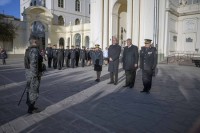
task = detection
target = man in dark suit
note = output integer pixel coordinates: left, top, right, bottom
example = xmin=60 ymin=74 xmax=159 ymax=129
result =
xmin=52 ymin=45 xmax=58 ymax=69
xmin=64 ymin=46 xmax=70 ymax=67
xmin=45 ymin=44 xmax=53 ymax=68
xmin=80 ymin=46 xmax=87 ymax=67
xmin=57 ymin=45 xmax=64 ymax=70
xmin=108 ymin=36 xmax=121 ymax=85
xmin=140 ymin=39 xmax=157 ymax=94
xmin=70 ymin=46 xmax=76 ymax=68
xmin=122 ymin=39 xmax=139 ymax=88
xmin=75 ymin=45 xmax=80 ymax=67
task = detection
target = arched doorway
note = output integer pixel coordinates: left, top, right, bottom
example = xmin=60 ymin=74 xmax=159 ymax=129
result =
xmin=85 ymin=36 xmax=90 ymax=48
xmin=31 ymin=21 xmax=45 ymax=50
xmin=59 ymin=38 xmax=64 ymax=47
xmin=74 ymin=33 xmax=81 ymax=47
xmin=112 ymin=0 xmax=127 ymax=46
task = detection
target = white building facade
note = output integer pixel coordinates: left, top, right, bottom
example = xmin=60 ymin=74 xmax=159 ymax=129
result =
xmin=20 ymin=0 xmax=90 ymax=25
xmin=90 ymin=0 xmax=200 ymax=60
xmin=1 ymin=0 xmax=199 ymax=61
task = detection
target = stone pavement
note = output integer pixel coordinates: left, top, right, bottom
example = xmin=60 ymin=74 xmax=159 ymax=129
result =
xmin=0 ymin=58 xmax=200 ymax=133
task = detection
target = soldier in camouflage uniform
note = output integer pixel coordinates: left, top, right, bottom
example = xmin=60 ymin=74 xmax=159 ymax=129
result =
xmin=24 ymin=35 xmax=43 ymax=114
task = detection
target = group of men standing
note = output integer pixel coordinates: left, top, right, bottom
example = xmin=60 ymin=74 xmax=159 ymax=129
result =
xmin=45 ymin=44 xmax=94 ymax=70
xmin=107 ymin=36 xmax=157 ymax=94
xmin=24 ymin=34 xmax=157 ymax=114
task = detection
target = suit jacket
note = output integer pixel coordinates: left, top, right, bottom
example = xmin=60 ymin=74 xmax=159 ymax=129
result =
xmin=140 ymin=46 xmax=157 ymax=70
xmin=108 ymin=44 xmax=121 ymax=73
xmin=122 ymin=45 xmax=139 ymax=70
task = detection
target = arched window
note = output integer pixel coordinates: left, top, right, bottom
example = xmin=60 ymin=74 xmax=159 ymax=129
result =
xmin=34 ymin=0 xmax=36 ymax=6
xmin=75 ymin=0 xmax=80 ymax=12
xmin=58 ymin=16 xmax=64 ymax=25
xmin=74 ymin=33 xmax=81 ymax=47
xmin=59 ymin=38 xmax=65 ymax=46
xmin=30 ymin=2 xmax=33 ymax=6
xmin=58 ymin=0 xmax=64 ymax=8
xmin=75 ymin=18 xmax=80 ymax=25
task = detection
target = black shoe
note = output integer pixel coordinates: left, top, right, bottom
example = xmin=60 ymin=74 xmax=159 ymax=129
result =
xmin=27 ymin=107 xmax=40 ymax=114
xmin=107 ymin=82 xmax=114 ymax=84
xmin=129 ymin=85 xmax=133 ymax=88
xmin=140 ymin=90 xmax=147 ymax=93
xmin=123 ymin=85 xmax=129 ymax=87
xmin=95 ymin=79 xmax=100 ymax=82
xmin=146 ymin=91 xmax=150 ymax=94
xmin=114 ymin=82 xmax=117 ymax=85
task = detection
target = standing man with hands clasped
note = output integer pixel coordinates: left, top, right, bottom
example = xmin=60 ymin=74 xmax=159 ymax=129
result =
xmin=122 ymin=38 xmax=139 ymax=89
xmin=140 ymin=39 xmax=157 ymax=94
xmin=108 ymin=36 xmax=121 ymax=85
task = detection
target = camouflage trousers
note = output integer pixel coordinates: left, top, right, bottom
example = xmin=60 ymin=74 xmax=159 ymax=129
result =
xmin=25 ymin=70 xmax=41 ymax=106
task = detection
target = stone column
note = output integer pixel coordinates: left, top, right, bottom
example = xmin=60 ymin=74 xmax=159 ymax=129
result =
xmin=132 ymin=0 xmax=140 ymax=47
xmin=90 ymin=0 xmax=103 ymax=47
xmin=46 ymin=24 xmax=51 ymax=45
xmin=103 ymin=0 xmax=109 ymax=50
xmin=126 ymin=0 xmax=133 ymax=39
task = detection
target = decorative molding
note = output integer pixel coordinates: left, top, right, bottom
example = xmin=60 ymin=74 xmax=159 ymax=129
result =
xmin=182 ymin=18 xmax=198 ymax=33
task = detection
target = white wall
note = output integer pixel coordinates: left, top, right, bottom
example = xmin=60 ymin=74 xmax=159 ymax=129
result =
xmin=178 ymin=14 xmax=200 ymax=52
xmin=21 ymin=0 xmax=90 ymax=24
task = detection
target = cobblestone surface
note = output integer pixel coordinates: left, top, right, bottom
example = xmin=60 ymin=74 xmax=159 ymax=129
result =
xmin=0 ymin=59 xmax=200 ymax=133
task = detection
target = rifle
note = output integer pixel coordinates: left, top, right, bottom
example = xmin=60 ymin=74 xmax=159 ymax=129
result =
xmin=18 ymin=82 xmax=28 ymax=106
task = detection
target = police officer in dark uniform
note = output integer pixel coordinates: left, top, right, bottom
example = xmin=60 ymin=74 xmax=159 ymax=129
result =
xmin=92 ymin=44 xmax=103 ymax=82
xmin=52 ymin=45 xmax=58 ymax=69
xmin=108 ymin=36 xmax=121 ymax=85
xmin=80 ymin=46 xmax=87 ymax=67
xmin=24 ymin=34 xmax=43 ymax=114
xmin=45 ymin=44 xmax=53 ymax=68
xmin=75 ymin=45 xmax=80 ymax=67
xmin=140 ymin=39 xmax=157 ymax=94
xmin=64 ymin=46 xmax=70 ymax=67
xmin=57 ymin=45 xmax=64 ymax=70
xmin=122 ymin=39 xmax=139 ymax=88
xmin=70 ymin=46 xmax=76 ymax=68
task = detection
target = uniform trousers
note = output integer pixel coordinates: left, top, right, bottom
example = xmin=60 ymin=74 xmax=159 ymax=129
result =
xmin=142 ymin=69 xmax=153 ymax=92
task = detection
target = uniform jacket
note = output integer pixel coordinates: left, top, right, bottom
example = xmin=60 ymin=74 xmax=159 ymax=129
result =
xmin=92 ymin=50 xmax=103 ymax=66
xmin=28 ymin=45 xmax=43 ymax=77
xmin=57 ymin=48 xmax=64 ymax=61
xmin=46 ymin=47 xmax=53 ymax=58
xmin=140 ymin=46 xmax=157 ymax=70
xmin=80 ymin=49 xmax=87 ymax=60
xmin=64 ymin=49 xmax=70 ymax=58
xmin=108 ymin=44 xmax=121 ymax=73
xmin=122 ymin=45 xmax=139 ymax=70
xmin=70 ymin=49 xmax=76 ymax=59
xmin=52 ymin=49 xmax=58 ymax=59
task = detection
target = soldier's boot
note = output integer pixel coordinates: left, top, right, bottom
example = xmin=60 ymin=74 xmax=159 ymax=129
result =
xmin=28 ymin=103 xmax=40 ymax=114
xmin=27 ymin=104 xmax=34 ymax=114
